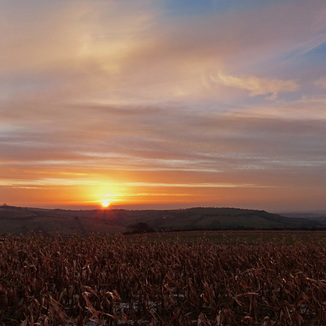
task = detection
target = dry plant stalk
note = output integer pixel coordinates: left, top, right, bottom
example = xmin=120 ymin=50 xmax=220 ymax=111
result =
xmin=0 ymin=233 xmax=325 ymax=325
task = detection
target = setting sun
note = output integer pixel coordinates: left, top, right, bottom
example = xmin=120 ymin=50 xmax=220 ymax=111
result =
xmin=1 ymin=0 xmax=326 ymax=213
xmin=100 ymin=199 xmax=110 ymax=208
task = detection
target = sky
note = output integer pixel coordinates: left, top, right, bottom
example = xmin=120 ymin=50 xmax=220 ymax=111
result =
xmin=1 ymin=0 xmax=326 ymax=211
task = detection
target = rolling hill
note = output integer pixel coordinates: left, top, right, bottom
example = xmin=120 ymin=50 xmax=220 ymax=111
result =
xmin=0 ymin=205 xmax=324 ymax=235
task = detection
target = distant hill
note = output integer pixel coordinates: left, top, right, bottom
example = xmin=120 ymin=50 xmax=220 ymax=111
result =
xmin=281 ymin=211 xmax=326 ymax=219
xmin=122 ymin=207 xmax=325 ymax=232
xmin=0 ymin=205 xmax=324 ymax=235
xmin=0 ymin=205 xmax=126 ymax=235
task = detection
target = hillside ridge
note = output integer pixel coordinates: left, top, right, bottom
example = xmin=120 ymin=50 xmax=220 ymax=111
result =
xmin=0 ymin=205 xmax=324 ymax=234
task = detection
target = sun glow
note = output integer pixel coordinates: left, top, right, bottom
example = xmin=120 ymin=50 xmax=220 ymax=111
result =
xmin=100 ymin=199 xmax=111 ymax=208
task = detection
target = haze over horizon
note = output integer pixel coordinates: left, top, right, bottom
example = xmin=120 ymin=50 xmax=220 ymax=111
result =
xmin=1 ymin=0 xmax=326 ymax=211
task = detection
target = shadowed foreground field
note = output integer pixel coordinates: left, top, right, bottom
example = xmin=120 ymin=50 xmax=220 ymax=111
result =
xmin=0 ymin=231 xmax=325 ymax=325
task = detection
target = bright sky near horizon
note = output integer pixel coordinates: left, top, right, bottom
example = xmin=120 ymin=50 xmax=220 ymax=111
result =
xmin=1 ymin=0 xmax=326 ymax=211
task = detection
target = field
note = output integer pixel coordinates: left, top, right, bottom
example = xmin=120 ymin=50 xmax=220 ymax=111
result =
xmin=0 ymin=231 xmax=326 ymax=325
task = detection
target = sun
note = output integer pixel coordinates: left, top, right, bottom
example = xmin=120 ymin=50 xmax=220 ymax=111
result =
xmin=100 ymin=199 xmax=111 ymax=208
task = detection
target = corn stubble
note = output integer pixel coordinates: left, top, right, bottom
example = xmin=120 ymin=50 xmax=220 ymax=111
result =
xmin=0 ymin=234 xmax=325 ymax=325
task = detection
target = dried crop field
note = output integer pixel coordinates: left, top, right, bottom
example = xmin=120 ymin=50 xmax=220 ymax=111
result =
xmin=0 ymin=231 xmax=326 ymax=325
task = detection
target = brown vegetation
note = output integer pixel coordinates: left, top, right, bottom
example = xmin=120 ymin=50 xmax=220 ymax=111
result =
xmin=0 ymin=232 xmax=325 ymax=325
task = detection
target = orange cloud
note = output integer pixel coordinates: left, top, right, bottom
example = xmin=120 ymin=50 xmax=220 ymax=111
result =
xmin=217 ymin=72 xmax=299 ymax=98
xmin=1 ymin=0 xmax=326 ymax=210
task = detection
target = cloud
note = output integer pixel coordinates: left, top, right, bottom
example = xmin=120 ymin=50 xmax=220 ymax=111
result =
xmin=1 ymin=0 xmax=325 ymax=108
xmin=2 ymin=0 xmax=324 ymax=106
xmin=315 ymin=77 xmax=326 ymax=89
xmin=217 ymin=72 xmax=299 ymax=98
xmin=1 ymin=0 xmax=326 ymax=210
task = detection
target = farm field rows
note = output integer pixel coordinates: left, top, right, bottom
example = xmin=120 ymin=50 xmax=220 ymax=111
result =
xmin=0 ymin=231 xmax=325 ymax=325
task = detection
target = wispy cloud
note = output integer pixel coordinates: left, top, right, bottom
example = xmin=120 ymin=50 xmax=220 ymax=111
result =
xmin=217 ymin=72 xmax=299 ymax=98
xmin=315 ymin=77 xmax=326 ymax=89
xmin=1 ymin=0 xmax=326 ymax=210
xmin=123 ymin=182 xmax=268 ymax=189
